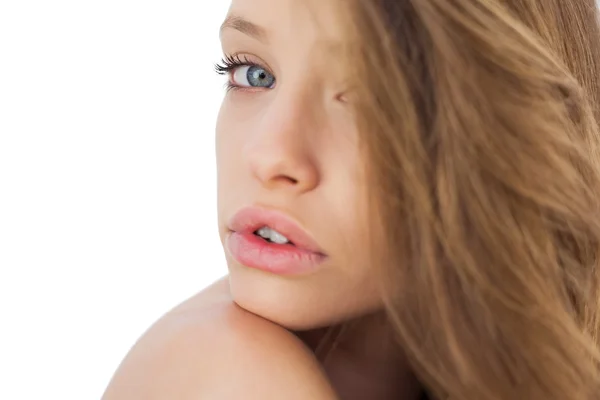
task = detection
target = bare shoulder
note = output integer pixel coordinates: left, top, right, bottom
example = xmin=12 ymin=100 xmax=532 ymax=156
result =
xmin=102 ymin=277 xmax=337 ymax=400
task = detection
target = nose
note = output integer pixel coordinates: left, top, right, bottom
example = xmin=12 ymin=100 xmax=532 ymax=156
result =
xmin=244 ymin=94 xmax=321 ymax=195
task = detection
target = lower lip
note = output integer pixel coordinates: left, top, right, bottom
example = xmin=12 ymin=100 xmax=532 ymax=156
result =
xmin=226 ymin=231 xmax=326 ymax=275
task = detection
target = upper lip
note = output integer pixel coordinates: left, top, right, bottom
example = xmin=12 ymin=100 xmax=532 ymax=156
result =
xmin=228 ymin=206 xmax=325 ymax=254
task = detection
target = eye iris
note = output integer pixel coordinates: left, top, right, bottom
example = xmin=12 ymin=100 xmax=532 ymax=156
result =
xmin=247 ymin=66 xmax=275 ymax=88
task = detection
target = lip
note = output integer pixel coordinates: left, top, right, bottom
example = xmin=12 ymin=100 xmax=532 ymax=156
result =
xmin=226 ymin=206 xmax=327 ymax=275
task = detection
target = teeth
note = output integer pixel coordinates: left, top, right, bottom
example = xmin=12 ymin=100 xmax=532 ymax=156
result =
xmin=256 ymin=227 xmax=290 ymax=244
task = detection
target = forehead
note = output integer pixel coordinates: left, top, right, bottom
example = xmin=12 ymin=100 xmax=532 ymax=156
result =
xmin=224 ymin=0 xmax=345 ymax=51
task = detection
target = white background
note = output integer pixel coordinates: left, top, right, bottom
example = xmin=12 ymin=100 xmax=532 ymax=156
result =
xmin=0 ymin=1 xmax=231 ymax=398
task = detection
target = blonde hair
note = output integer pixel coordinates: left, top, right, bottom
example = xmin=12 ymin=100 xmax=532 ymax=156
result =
xmin=335 ymin=0 xmax=600 ymax=398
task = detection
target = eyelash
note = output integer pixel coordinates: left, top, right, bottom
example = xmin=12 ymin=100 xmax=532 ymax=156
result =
xmin=214 ymin=54 xmax=271 ymax=92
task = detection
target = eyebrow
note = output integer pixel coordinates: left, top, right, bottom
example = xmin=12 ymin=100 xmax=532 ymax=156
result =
xmin=219 ymin=14 xmax=268 ymax=43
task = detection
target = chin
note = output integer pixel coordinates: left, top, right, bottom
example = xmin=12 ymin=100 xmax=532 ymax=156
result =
xmin=227 ymin=263 xmax=381 ymax=331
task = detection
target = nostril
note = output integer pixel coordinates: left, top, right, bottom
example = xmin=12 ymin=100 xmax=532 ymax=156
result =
xmin=248 ymin=152 xmax=319 ymax=192
xmin=273 ymin=175 xmax=298 ymax=185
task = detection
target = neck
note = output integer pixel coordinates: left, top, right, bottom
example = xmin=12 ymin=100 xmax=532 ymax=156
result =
xmin=296 ymin=313 xmax=423 ymax=400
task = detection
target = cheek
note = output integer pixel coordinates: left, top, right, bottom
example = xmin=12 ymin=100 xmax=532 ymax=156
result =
xmin=318 ymin=133 xmax=376 ymax=277
xmin=215 ymin=100 xmax=246 ymax=180
xmin=215 ymin=101 xmax=233 ymax=166
xmin=334 ymin=155 xmax=379 ymax=285
xmin=215 ymin=95 xmax=260 ymax=171
xmin=215 ymin=100 xmax=245 ymax=221
xmin=324 ymin=138 xmax=370 ymax=255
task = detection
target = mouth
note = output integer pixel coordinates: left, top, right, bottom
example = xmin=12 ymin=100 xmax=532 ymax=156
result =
xmin=227 ymin=206 xmax=325 ymax=254
xmin=225 ymin=206 xmax=327 ymax=275
xmin=253 ymin=226 xmax=295 ymax=245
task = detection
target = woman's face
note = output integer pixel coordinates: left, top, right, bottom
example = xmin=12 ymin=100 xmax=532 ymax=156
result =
xmin=216 ymin=0 xmax=381 ymax=330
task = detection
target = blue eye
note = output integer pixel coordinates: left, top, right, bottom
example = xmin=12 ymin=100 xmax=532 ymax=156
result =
xmin=231 ymin=65 xmax=276 ymax=88
xmin=215 ymin=54 xmax=276 ymax=90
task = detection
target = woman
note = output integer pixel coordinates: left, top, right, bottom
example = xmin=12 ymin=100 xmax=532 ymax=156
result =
xmin=103 ymin=0 xmax=600 ymax=399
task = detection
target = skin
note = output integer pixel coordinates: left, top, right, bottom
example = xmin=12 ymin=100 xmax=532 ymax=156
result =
xmin=102 ymin=278 xmax=338 ymax=400
xmin=102 ymin=278 xmax=420 ymax=399
xmin=217 ymin=0 xmax=381 ymax=333
xmin=103 ymin=0 xmax=422 ymax=398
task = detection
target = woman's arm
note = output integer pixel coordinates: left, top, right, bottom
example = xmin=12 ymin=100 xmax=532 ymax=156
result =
xmin=102 ymin=278 xmax=338 ymax=400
